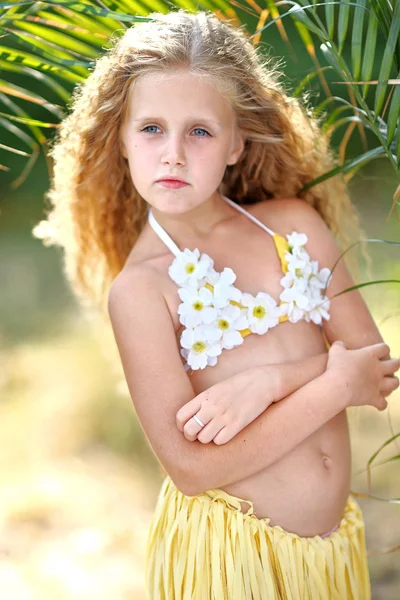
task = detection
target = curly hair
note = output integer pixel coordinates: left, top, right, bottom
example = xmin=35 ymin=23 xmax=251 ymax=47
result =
xmin=33 ymin=9 xmax=363 ymax=313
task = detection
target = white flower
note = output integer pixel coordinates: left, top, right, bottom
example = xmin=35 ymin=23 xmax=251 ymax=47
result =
xmin=287 ymin=231 xmax=308 ymax=250
xmin=177 ymin=286 xmax=218 ymax=328
xmin=306 ymin=289 xmax=331 ymax=325
xmin=180 ymin=325 xmax=222 ymax=370
xmin=279 ymin=232 xmax=332 ymax=325
xmin=172 ymin=230 xmax=332 ymax=370
xmin=280 ymin=272 xmax=317 ymax=322
xmin=280 ymin=272 xmax=310 ymax=309
xmin=279 ymin=301 xmax=307 ymax=323
xmin=210 ymin=303 xmax=249 ymax=349
xmin=206 ymin=267 xmax=243 ymax=308
xmin=240 ymin=291 xmax=281 ymax=334
xmin=309 ymin=263 xmax=331 ymax=290
xmin=280 ymin=270 xmax=331 ymax=324
xmin=169 ymin=248 xmax=213 ymax=288
xmin=285 ymin=244 xmax=313 ymax=277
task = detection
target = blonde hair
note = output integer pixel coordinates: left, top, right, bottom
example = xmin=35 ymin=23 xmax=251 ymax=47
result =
xmin=33 ymin=9 xmax=363 ymax=313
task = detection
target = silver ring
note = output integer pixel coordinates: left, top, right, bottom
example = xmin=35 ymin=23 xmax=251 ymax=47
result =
xmin=193 ymin=415 xmax=205 ymax=428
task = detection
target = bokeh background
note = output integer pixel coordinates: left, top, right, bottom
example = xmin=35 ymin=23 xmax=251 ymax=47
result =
xmin=1 ymin=6 xmax=400 ymax=599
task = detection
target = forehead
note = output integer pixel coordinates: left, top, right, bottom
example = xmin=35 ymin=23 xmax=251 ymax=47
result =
xmin=126 ymin=70 xmax=235 ymax=124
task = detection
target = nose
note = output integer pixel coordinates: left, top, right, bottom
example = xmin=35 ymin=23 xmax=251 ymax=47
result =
xmin=161 ymin=134 xmax=186 ymax=167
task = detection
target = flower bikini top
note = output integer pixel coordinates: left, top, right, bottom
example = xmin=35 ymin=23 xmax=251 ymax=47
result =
xmin=148 ymin=195 xmax=332 ymax=371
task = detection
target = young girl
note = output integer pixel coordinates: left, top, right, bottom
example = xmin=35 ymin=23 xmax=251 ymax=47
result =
xmin=34 ymin=9 xmax=400 ymax=599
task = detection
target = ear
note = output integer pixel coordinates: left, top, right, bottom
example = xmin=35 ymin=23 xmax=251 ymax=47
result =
xmin=227 ymin=129 xmax=245 ymax=166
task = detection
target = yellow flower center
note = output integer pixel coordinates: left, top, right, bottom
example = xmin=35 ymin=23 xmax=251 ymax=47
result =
xmin=218 ymin=319 xmax=230 ymax=331
xmin=295 ymin=268 xmax=303 ymax=277
xmin=253 ymin=305 xmax=266 ymax=319
xmin=192 ymin=341 xmax=206 ymax=354
xmin=185 ymin=262 xmax=195 ymax=274
xmin=192 ymin=301 xmax=204 ymax=311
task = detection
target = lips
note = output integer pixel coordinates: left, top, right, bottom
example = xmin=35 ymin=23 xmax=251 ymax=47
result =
xmin=158 ymin=178 xmax=187 ymax=184
xmin=157 ymin=179 xmax=189 ymax=189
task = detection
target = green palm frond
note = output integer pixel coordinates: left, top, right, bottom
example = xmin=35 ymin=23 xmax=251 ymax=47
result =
xmin=0 ymin=1 xmax=158 ymax=184
xmin=250 ymin=2 xmax=399 ymax=182
xmin=0 ymin=0 xmax=399 ymax=195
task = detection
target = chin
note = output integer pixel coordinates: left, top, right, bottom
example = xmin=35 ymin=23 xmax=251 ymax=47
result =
xmin=149 ymin=195 xmax=200 ymax=213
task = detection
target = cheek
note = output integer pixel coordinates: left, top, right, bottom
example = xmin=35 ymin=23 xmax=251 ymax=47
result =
xmin=126 ymin=139 xmax=153 ymax=166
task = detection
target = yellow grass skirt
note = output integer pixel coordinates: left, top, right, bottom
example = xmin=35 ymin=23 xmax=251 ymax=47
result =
xmin=145 ymin=475 xmax=371 ymax=599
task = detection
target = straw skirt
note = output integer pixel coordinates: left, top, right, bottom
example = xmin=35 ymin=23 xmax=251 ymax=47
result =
xmin=145 ymin=475 xmax=371 ymax=599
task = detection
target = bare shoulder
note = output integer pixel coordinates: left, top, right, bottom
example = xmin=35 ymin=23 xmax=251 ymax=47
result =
xmin=110 ymin=259 xmax=159 ymax=298
xmin=124 ymin=221 xmax=172 ymax=269
xmin=250 ymin=197 xmax=327 ymax=233
xmin=250 ymin=197 xmax=336 ymax=258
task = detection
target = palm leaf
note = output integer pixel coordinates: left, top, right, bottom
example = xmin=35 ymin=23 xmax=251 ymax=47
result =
xmin=0 ymin=0 xmax=399 ymax=189
xmin=0 ymin=80 xmax=64 ymax=116
xmin=0 ymin=111 xmax=41 ymax=184
xmin=368 ymin=433 xmax=400 ymax=468
xmin=375 ymin=1 xmax=400 ymax=116
xmin=0 ymin=57 xmax=71 ymax=101
xmin=351 ymin=0 xmax=366 ymax=80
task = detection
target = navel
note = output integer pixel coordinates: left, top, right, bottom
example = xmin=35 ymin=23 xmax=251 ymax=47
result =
xmin=322 ymin=454 xmax=333 ymax=469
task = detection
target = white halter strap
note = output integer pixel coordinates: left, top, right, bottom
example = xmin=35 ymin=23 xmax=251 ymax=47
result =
xmin=147 ymin=195 xmax=275 ymax=256
xmin=147 ymin=207 xmax=181 ymax=257
xmin=222 ymin=196 xmax=275 ymax=236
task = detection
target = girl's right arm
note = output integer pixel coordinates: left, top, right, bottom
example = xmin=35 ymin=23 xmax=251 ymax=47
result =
xmin=108 ymin=265 xmax=399 ymax=496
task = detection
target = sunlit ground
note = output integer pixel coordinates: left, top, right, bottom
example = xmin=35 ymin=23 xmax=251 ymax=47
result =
xmin=0 ymin=314 xmax=161 ymax=599
xmin=1 ymin=162 xmax=400 ymax=599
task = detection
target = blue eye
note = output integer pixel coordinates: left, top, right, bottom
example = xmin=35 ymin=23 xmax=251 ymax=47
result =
xmin=141 ymin=125 xmax=159 ymax=134
xmin=140 ymin=126 xmax=211 ymax=137
xmin=192 ymin=128 xmax=210 ymax=137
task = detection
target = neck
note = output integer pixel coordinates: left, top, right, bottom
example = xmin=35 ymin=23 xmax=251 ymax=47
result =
xmin=149 ymin=192 xmax=234 ymax=241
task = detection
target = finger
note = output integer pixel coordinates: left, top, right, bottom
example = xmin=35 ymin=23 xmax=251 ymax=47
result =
xmin=212 ymin=426 xmax=232 ymax=445
xmin=380 ymin=358 xmax=400 ymax=377
xmin=377 ymin=396 xmax=388 ymax=412
xmin=212 ymin=422 xmax=243 ymax=445
xmin=197 ymin=419 xmax=227 ymax=444
xmin=371 ymin=342 xmax=391 ymax=360
xmin=211 ymin=414 xmax=247 ymax=445
xmin=176 ymin=397 xmax=202 ymax=431
xmin=330 ymin=340 xmax=346 ymax=349
xmin=380 ymin=376 xmax=400 ymax=396
xmin=333 ymin=340 xmax=346 ymax=346
xmin=183 ymin=413 xmax=212 ymax=441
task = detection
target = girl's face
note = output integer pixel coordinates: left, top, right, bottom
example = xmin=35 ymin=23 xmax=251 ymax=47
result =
xmin=119 ymin=69 xmax=245 ymax=214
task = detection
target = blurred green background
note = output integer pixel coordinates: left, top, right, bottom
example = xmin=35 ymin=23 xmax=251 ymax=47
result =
xmin=1 ymin=5 xmax=400 ymax=599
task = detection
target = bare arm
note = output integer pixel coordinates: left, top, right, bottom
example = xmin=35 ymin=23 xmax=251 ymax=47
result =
xmin=264 ymin=352 xmax=328 ymax=400
xmin=176 ymin=200 xmax=395 ymax=491
xmin=108 ymin=265 xmax=332 ymax=496
xmin=175 ymin=352 xmax=329 ymax=444
xmin=184 ymin=341 xmax=398 ymax=495
xmin=182 ymin=367 xmax=350 ymax=495
xmin=108 ymin=258 xmax=397 ymax=498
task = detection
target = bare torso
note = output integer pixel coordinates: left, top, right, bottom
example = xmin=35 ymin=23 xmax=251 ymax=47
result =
xmin=127 ymin=199 xmax=351 ymax=537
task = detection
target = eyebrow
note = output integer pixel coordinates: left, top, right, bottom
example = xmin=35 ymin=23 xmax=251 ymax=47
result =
xmin=131 ymin=116 xmax=223 ymax=130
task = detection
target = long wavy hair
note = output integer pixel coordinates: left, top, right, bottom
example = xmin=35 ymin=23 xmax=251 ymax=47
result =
xmin=33 ymin=9 xmax=363 ymax=313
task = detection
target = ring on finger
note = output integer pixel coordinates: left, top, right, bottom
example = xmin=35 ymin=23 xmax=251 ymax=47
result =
xmin=193 ymin=415 xmax=205 ymax=428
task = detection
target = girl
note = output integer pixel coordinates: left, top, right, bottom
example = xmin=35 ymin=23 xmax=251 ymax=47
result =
xmin=34 ymin=9 xmax=400 ymax=599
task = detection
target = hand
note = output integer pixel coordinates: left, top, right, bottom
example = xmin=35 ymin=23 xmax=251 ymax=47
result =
xmin=175 ymin=367 xmax=277 ymax=445
xmin=326 ymin=340 xmax=400 ymax=411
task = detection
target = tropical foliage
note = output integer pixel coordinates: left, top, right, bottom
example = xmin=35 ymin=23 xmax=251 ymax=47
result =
xmin=0 ymin=0 xmax=399 ymax=202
